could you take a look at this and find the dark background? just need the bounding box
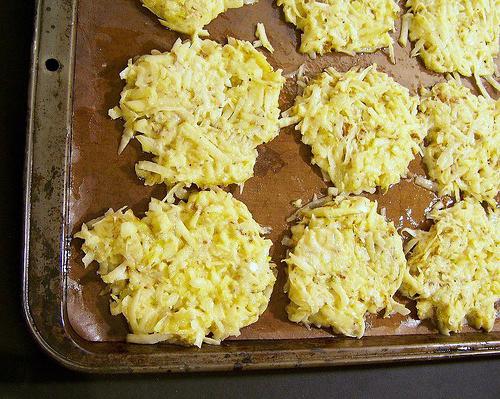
[1,1,498,398]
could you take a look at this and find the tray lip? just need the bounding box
[22,0,500,373]
[22,0,42,362]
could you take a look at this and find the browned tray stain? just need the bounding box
[68,0,499,344]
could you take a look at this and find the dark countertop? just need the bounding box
[1,1,498,397]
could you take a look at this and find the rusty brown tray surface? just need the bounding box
[24,0,500,372]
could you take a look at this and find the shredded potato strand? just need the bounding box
[277,0,399,56]
[286,196,408,338]
[255,22,275,53]
[420,80,499,206]
[401,199,499,335]
[75,190,276,347]
[283,65,426,194]
[111,38,284,188]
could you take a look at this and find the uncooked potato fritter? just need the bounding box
[109,38,284,189]
[286,196,409,338]
[401,199,499,335]
[75,190,276,347]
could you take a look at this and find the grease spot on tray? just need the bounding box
[255,145,287,177]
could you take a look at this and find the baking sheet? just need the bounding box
[68,0,499,342]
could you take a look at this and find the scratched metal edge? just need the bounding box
[22,0,500,374]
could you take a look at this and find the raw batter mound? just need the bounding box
[141,0,257,36]
[109,38,284,189]
[401,0,499,78]
[277,0,399,57]
[420,80,499,207]
[75,190,276,347]
[401,199,499,335]
[285,196,408,338]
[282,65,425,195]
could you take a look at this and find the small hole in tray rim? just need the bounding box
[45,58,60,72]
